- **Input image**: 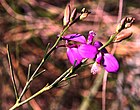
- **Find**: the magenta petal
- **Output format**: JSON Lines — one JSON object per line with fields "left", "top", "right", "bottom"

{"left": 67, "top": 47, "right": 83, "bottom": 66}
{"left": 78, "top": 44, "right": 98, "bottom": 59}
{"left": 87, "top": 31, "right": 96, "bottom": 44}
{"left": 103, "top": 53, "right": 119, "bottom": 73}
{"left": 94, "top": 41, "right": 108, "bottom": 53}
{"left": 94, "top": 41, "right": 103, "bottom": 48}
{"left": 63, "top": 34, "right": 86, "bottom": 43}
{"left": 95, "top": 52, "right": 103, "bottom": 64}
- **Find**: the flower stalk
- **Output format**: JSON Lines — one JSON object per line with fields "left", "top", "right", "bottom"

{"left": 9, "top": 67, "right": 73, "bottom": 110}
{"left": 7, "top": 45, "right": 19, "bottom": 100}
{"left": 9, "top": 22, "right": 70, "bottom": 110}
{"left": 98, "top": 32, "right": 118, "bottom": 51}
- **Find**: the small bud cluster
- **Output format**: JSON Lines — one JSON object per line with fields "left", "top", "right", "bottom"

{"left": 116, "top": 17, "right": 135, "bottom": 33}
{"left": 79, "top": 8, "right": 91, "bottom": 20}
{"left": 63, "top": 4, "right": 90, "bottom": 27}
{"left": 114, "top": 31, "right": 132, "bottom": 43}
{"left": 114, "top": 17, "right": 135, "bottom": 43}
{"left": 63, "top": 5, "right": 71, "bottom": 27}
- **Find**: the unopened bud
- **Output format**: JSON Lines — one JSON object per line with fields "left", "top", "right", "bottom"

{"left": 79, "top": 8, "right": 90, "bottom": 20}
{"left": 114, "top": 31, "right": 132, "bottom": 42}
{"left": 116, "top": 17, "right": 135, "bottom": 33}
{"left": 125, "top": 17, "right": 135, "bottom": 28}
{"left": 81, "top": 8, "right": 86, "bottom": 13}
{"left": 80, "top": 13, "right": 88, "bottom": 20}
{"left": 63, "top": 4, "right": 71, "bottom": 26}
{"left": 70, "top": 8, "right": 77, "bottom": 22}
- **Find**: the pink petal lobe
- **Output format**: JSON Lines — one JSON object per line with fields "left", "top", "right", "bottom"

{"left": 103, "top": 53, "right": 119, "bottom": 73}
{"left": 78, "top": 44, "right": 98, "bottom": 59}
{"left": 87, "top": 31, "right": 96, "bottom": 44}
{"left": 67, "top": 47, "right": 83, "bottom": 66}
{"left": 63, "top": 34, "right": 86, "bottom": 43}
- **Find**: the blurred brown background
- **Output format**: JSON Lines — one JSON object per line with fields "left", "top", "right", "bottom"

{"left": 0, "top": 0, "right": 140, "bottom": 110}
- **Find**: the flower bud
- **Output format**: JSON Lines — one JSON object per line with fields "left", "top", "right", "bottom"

{"left": 114, "top": 31, "right": 132, "bottom": 42}
{"left": 81, "top": 8, "right": 86, "bottom": 13}
{"left": 70, "top": 8, "right": 77, "bottom": 22}
{"left": 116, "top": 17, "right": 135, "bottom": 33}
{"left": 63, "top": 4, "right": 71, "bottom": 26}
{"left": 116, "top": 17, "right": 127, "bottom": 32}
{"left": 125, "top": 17, "right": 135, "bottom": 28}
{"left": 79, "top": 8, "right": 90, "bottom": 20}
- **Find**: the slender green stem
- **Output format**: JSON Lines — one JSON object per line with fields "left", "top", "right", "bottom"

{"left": 98, "top": 32, "right": 118, "bottom": 51}
{"left": 43, "top": 24, "right": 70, "bottom": 61}
{"left": 9, "top": 24, "right": 70, "bottom": 109}
{"left": 27, "top": 64, "right": 31, "bottom": 81}
{"left": 7, "top": 45, "right": 19, "bottom": 100}
{"left": 16, "top": 59, "right": 44, "bottom": 103}
{"left": 44, "top": 43, "right": 50, "bottom": 54}
{"left": 9, "top": 67, "right": 73, "bottom": 110}
{"left": 50, "top": 67, "right": 72, "bottom": 87}
{"left": 9, "top": 85, "right": 50, "bottom": 110}
{"left": 61, "top": 74, "right": 77, "bottom": 82}
{"left": 81, "top": 62, "right": 94, "bottom": 68}
{"left": 33, "top": 69, "right": 46, "bottom": 79}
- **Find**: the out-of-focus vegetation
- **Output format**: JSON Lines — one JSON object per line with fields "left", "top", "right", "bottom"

{"left": 0, "top": 0, "right": 140, "bottom": 110}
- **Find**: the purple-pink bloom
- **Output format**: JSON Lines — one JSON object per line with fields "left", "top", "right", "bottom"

{"left": 77, "top": 31, "right": 98, "bottom": 59}
{"left": 63, "top": 34, "right": 86, "bottom": 43}
{"left": 91, "top": 41, "right": 119, "bottom": 74}
{"left": 78, "top": 44, "right": 98, "bottom": 58}
{"left": 67, "top": 47, "right": 83, "bottom": 66}
{"left": 63, "top": 32, "right": 119, "bottom": 73}
{"left": 103, "top": 53, "right": 119, "bottom": 73}
{"left": 63, "top": 31, "right": 98, "bottom": 66}
{"left": 87, "top": 31, "right": 96, "bottom": 44}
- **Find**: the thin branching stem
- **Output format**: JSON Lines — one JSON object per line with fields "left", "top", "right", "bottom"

{"left": 43, "top": 24, "right": 70, "bottom": 61}
{"left": 9, "top": 24, "right": 70, "bottom": 110}
{"left": 7, "top": 45, "right": 19, "bottom": 100}
{"left": 33, "top": 69, "right": 46, "bottom": 79}
{"left": 9, "top": 67, "right": 73, "bottom": 110}
{"left": 98, "top": 32, "right": 118, "bottom": 51}
{"left": 10, "top": 51, "right": 87, "bottom": 110}
{"left": 27, "top": 64, "right": 31, "bottom": 81}
{"left": 44, "top": 43, "right": 50, "bottom": 55}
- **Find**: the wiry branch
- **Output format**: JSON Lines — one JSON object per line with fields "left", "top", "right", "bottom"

{"left": 7, "top": 45, "right": 19, "bottom": 100}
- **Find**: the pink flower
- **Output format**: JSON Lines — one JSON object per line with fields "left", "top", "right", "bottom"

{"left": 91, "top": 41, "right": 119, "bottom": 74}
{"left": 63, "top": 31, "right": 98, "bottom": 66}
